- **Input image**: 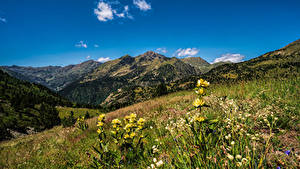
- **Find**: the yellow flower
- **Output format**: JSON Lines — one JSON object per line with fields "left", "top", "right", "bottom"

{"left": 111, "top": 130, "right": 116, "bottom": 135}
{"left": 130, "top": 132, "right": 136, "bottom": 138}
{"left": 113, "top": 124, "right": 117, "bottom": 128}
{"left": 97, "top": 122, "right": 104, "bottom": 127}
{"left": 112, "top": 119, "right": 121, "bottom": 124}
{"left": 98, "top": 114, "right": 105, "bottom": 121}
{"left": 137, "top": 118, "right": 145, "bottom": 125}
{"left": 97, "top": 128, "right": 102, "bottom": 134}
{"left": 195, "top": 116, "right": 205, "bottom": 123}
{"left": 138, "top": 125, "right": 143, "bottom": 130}
{"left": 193, "top": 98, "right": 205, "bottom": 107}
{"left": 197, "top": 79, "right": 210, "bottom": 88}
{"left": 196, "top": 88, "right": 204, "bottom": 95}
{"left": 124, "top": 134, "right": 130, "bottom": 139}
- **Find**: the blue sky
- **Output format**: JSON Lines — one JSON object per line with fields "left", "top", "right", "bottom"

{"left": 0, "top": 0, "right": 299, "bottom": 66}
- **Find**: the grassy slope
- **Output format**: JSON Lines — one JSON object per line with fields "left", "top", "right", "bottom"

{"left": 0, "top": 77, "right": 299, "bottom": 168}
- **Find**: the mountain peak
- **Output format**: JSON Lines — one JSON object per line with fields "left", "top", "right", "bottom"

{"left": 138, "top": 51, "right": 167, "bottom": 61}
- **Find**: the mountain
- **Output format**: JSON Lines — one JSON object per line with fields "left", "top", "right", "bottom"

{"left": 1, "top": 60, "right": 101, "bottom": 91}
{"left": 0, "top": 69, "right": 71, "bottom": 141}
{"left": 201, "top": 39, "right": 300, "bottom": 83}
{"left": 59, "top": 51, "right": 199, "bottom": 105}
{"left": 181, "top": 57, "right": 231, "bottom": 73}
{"left": 173, "top": 39, "right": 300, "bottom": 88}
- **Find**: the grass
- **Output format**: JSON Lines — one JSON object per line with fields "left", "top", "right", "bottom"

{"left": 0, "top": 77, "right": 299, "bottom": 168}
{"left": 57, "top": 107, "right": 100, "bottom": 119}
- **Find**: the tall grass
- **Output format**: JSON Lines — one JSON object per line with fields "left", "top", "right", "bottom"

{"left": 0, "top": 77, "right": 298, "bottom": 168}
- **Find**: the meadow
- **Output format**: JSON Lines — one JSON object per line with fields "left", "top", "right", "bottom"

{"left": 0, "top": 77, "right": 299, "bottom": 168}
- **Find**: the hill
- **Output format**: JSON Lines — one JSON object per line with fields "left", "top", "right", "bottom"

{"left": 1, "top": 60, "right": 101, "bottom": 91}
{"left": 0, "top": 76, "right": 298, "bottom": 168}
{"left": 201, "top": 39, "right": 300, "bottom": 83}
{"left": 59, "top": 51, "right": 199, "bottom": 105}
{"left": 0, "top": 69, "right": 71, "bottom": 141}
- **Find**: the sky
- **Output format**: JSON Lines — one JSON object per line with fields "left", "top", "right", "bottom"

{"left": 0, "top": 0, "right": 299, "bottom": 67}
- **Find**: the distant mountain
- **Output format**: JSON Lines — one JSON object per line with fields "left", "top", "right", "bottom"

{"left": 181, "top": 57, "right": 231, "bottom": 73}
{"left": 0, "top": 69, "right": 71, "bottom": 141}
{"left": 60, "top": 51, "right": 199, "bottom": 105}
{"left": 1, "top": 60, "right": 101, "bottom": 91}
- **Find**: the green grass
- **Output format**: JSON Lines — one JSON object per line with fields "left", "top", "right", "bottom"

{"left": 57, "top": 107, "right": 100, "bottom": 119}
{"left": 0, "top": 77, "right": 299, "bottom": 168}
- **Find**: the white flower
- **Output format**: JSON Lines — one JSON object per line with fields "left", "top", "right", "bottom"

{"left": 236, "top": 162, "right": 242, "bottom": 167}
{"left": 151, "top": 164, "right": 155, "bottom": 168}
{"left": 153, "top": 158, "right": 157, "bottom": 163}
{"left": 156, "top": 160, "right": 164, "bottom": 167}
{"left": 231, "top": 141, "right": 235, "bottom": 145}
{"left": 241, "top": 158, "right": 248, "bottom": 164}
{"left": 236, "top": 155, "right": 242, "bottom": 159}
{"left": 227, "top": 154, "right": 234, "bottom": 160}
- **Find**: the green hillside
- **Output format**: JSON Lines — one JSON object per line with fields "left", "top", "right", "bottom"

{"left": 0, "top": 69, "right": 71, "bottom": 141}
{"left": 60, "top": 51, "right": 199, "bottom": 105}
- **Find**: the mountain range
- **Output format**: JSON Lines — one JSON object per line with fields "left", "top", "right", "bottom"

{"left": 2, "top": 60, "right": 101, "bottom": 91}
{"left": 1, "top": 39, "right": 299, "bottom": 108}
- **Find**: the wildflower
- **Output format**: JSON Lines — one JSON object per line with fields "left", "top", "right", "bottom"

{"left": 97, "top": 128, "right": 102, "bottom": 134}
{"left": 97, "top": 122, "right": 104, "bottom": 127}
{"left": 150, "top": 164, "right": 155, "bottom": 168}
{"left": 156, "top": 160, "right": 164, "bottom": 167}
{"left": 195, "top": 116, "right": 205, "bottom": 123}
{"left": 277, "top": 167, "right": 281, "bottom": 169}
{"left": 98, "top": 114, "right": 105, "bottom": 121}
{"left": 236, "top": 162, "right": 242, "bottom": 167}
{"left": 197, "top": 79, "right": 210, "bottom": 88}
{"left": 112, "top": 119, "right": 121, "bottom": 124}
{"left": 231, "top": 141, "right": 235, "bottom": 145}
{"left": 284, "top": 150, "right": 291, "bottom": 156}
{"left": 137, "top": 118, "right": 145, "bottom": 126}
{"left": 111, "top": 131, "right": 116, "bottom": 135}
{"left": 196, "top": 88, "right": 204, "bottom": 95}
{"left": 236, "top": 155, "right": 242, "bottom": 159}
{"left": 227, "top": 154, "right": 234, "bottom": 160}
{"left": 130, "top": 132, "right": 136, "bottom": 138}
{"left": 124, "top": 134, "right": 130, "bottom": 139}
{"left": 193, "top": 98, "right": 205, "bottom": 108}
{"left": 153, "top": 158, "right": 157, "bottom": 163}
{"left": 241, "top": 158, "right": 248, "bottom": 164}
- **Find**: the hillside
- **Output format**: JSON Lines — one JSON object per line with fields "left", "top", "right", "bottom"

{"left": 100, "top": 39, "right": 300, "bottom": 108}
{"left": 60, "top": 51, "right": 199, "bottom": 105}
{"left": 0, "top": 69, "right": 71, "bottom": 141}
{"left": 201, "top": 39, "right": 300, "bottom": 83}
{"left": 1, "top": 60, "right": 101, "bottom": 91}
{"left": 1, "top": 76, "right": 298, "bottom": 168}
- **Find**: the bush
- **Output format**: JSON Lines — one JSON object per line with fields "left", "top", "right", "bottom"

{"left": 61, "top": 111, "right": 76, "bottom": 128}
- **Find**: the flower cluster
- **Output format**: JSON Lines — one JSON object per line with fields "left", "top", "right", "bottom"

{"left": 97, "top": 114, "right": 105, "bottom": 135}
{"left": 193, "top": 78, "right": 209, "bottom": 108}
{"left": 76, "top": 116, "right": 88, "bottom": 130}
{"left": 122, "top": 113, "right": 145, "bottom": 142}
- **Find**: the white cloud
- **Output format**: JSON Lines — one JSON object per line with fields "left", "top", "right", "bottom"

{"left": 212, "top": 53, "right": 245, "bottom": 63}
{"left": 0, "top": 17, "right": 6, "bottom": 23}
{"left": 94, "top": 1, "right": 114, "bottom": 22}
{"left": 97, "top": 57, "right": 111, "bottom": 63}
{"left": 114, "top": 5, "right": 133, "bottom": 19}
{"left": 94, "top": 2, "right": 133, "bottom": 22}
{"left": 174, "top": 48, "right": 199, "bottom": 57}
{"left": 86, "top": 55, "right": 91, "bottom": 59}
{"left": 94, "top": 44, "right": 99, "bottom": 48}
{"left": 133, "top": 0, "right": 151, "bottom": 11}
{"left": 75, "top": 41, "right": 88, "bottom": 48}
{"left": 156, "top": 47, "right": 167, "bottom": 54}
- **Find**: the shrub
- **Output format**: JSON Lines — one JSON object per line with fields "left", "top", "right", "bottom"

{"left": 61, "top": 111, "right": 76, "bottom": 128}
